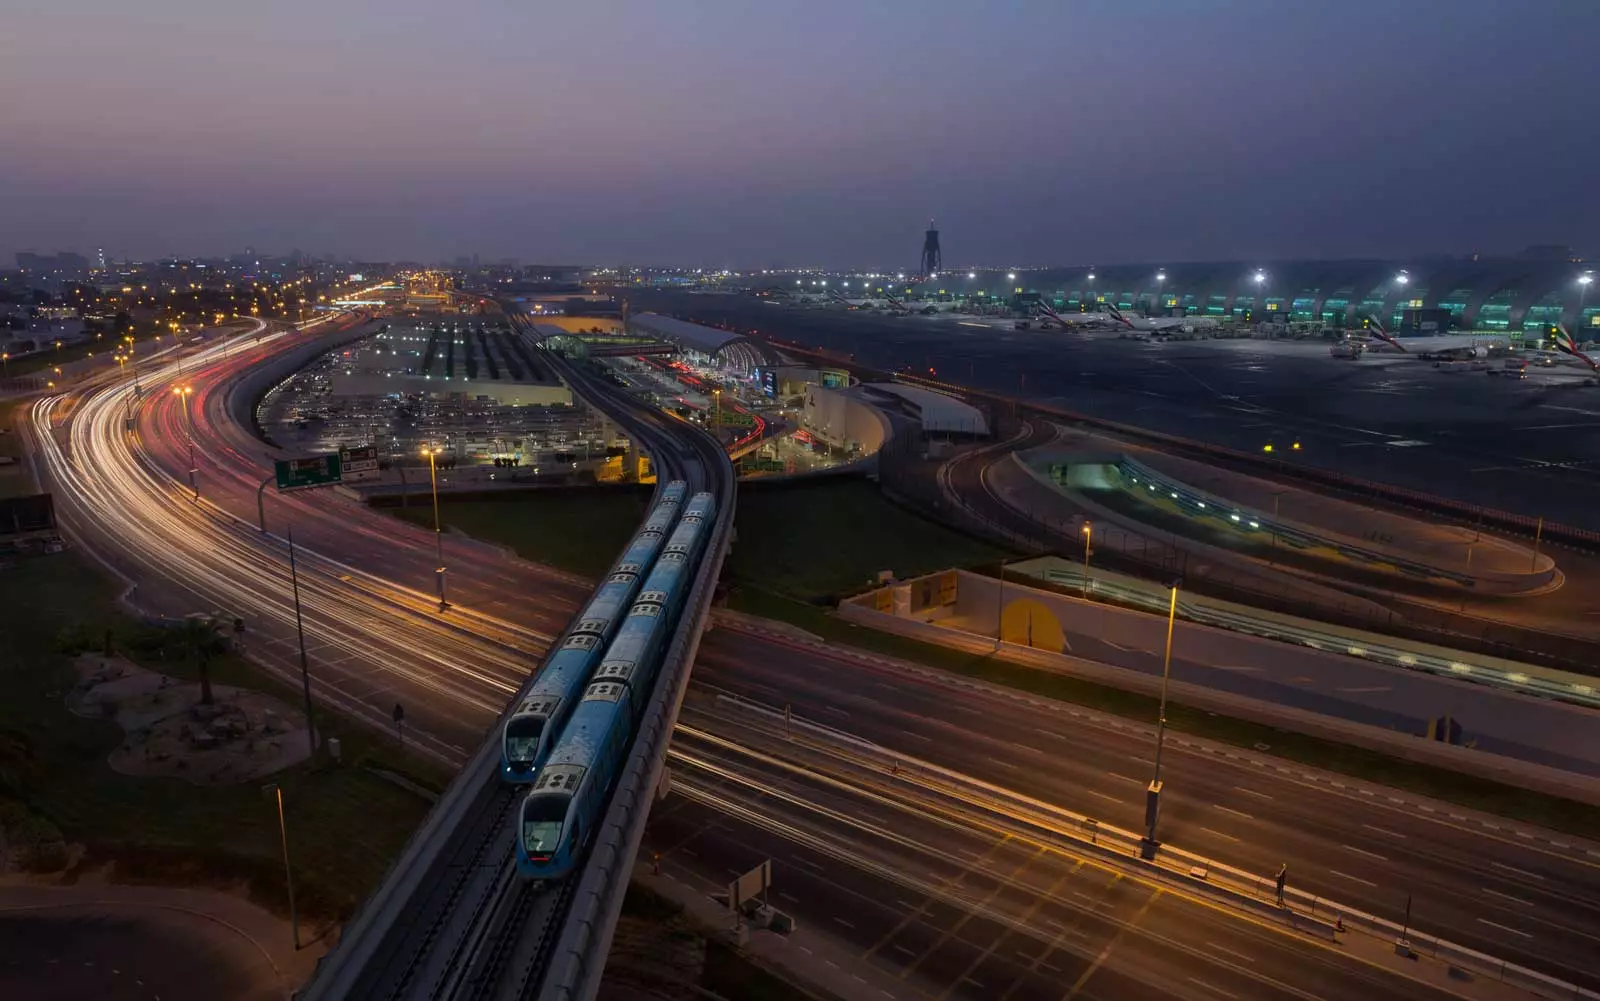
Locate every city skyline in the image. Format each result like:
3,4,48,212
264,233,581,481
3,1,1597,268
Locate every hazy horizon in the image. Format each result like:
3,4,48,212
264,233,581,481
4,0,1597,269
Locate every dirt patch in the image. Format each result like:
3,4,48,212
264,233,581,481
66,656,310,785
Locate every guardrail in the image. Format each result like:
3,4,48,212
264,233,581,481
721,694,1600,1001
1109,455,1482,588
533,349,738,1001
1027,564,1600,712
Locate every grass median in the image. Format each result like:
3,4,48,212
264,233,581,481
0,549,444,922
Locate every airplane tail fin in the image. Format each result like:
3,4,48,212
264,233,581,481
1102,303,1136,329
1367,317,1407,353
1553,324,1599,371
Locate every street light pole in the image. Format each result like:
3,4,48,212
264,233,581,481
286,526,317,759
426,448,449,610
1081,521,1093,597
1144,581,1180,854
264,783,300,949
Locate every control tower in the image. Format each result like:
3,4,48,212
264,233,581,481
919,220,942,278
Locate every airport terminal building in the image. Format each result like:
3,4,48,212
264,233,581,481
909,256,1597,335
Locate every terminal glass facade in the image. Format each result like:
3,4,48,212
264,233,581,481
1321,289,1352,324
1291,293,1318,320
1522,292,1565,332
1477,287,1518,329
1438,287,1474,320
1205,294,1227,315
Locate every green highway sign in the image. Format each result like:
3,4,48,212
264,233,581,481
275,453,343,491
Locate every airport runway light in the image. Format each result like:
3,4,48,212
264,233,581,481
1144,580,1181,852
423,447,449,610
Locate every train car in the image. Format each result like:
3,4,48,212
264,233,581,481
516,681,635,880
500,481,686,781
516,491,720,881
589,491,717,702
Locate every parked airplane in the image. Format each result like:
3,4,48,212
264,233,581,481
1361,317,1502,361
1102,304,1218,333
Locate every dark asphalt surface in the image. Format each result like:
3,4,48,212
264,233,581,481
0,912,281,1001
646,745,1472,1001
632,291,1600,531
688,628,1600,990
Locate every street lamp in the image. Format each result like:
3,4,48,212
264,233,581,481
262,782,300,949
173,385,197,499
1144,580,1181,854
1080,521,1093,596
423,446,449,610
1579,272,1594,328
1253,270,1267,285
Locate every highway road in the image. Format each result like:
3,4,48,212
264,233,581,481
645,705,1479,1001
687,627,1600,992
26,318,562,757
25,310,1600,994
630,290,1600,532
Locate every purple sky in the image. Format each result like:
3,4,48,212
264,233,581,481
3,0,1596,267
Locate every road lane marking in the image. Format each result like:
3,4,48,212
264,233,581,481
896,728,933,742
1213,805,1253,820
1205,942,1256,965
1478,918,1533,938
1342,844,1387,861
1361,824,1405,839
834,917,856,929
1107,772,1141,784
1031,727,1066,740
1233,786,1273,800
1329,869,1377,887
1491,862,1545,881
1201,827,1240,842
1086,789,1120,803
1483,888,1535,907
1187,977,1240,998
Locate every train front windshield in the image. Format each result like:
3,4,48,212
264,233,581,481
521,796,567,857
505,718,544,770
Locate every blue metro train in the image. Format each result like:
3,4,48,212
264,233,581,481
517,490,718,879
499,480,687,782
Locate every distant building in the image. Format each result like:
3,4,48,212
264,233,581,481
925,257,1600,334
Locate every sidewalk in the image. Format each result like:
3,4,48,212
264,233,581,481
0,877,326,1000
634,858,939,1001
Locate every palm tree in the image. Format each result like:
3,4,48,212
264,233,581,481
175,617,229,706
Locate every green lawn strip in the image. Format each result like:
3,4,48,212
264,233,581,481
393,486,652,579
725,588,1600,839
730,479,1009,600
0,551,442,922
0,407,35,498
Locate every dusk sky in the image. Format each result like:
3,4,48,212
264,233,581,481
3,0,1596,268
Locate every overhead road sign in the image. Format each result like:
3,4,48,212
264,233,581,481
275,454,343,492
339,444,380,483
